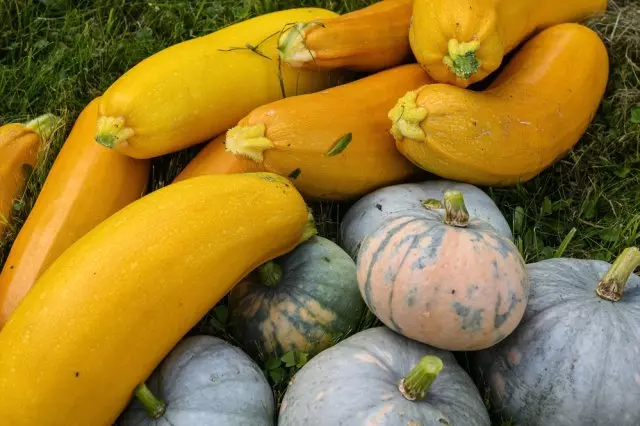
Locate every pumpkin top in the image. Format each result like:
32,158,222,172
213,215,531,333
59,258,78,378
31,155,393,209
595,247,640,302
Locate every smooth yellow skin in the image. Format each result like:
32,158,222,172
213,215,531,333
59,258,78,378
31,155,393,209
410,0,608,87
393,24,610,186
0,99,150,328
97,8,339,159
0,173,310,426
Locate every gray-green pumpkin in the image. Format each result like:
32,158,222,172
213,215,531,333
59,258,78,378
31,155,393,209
118,335,274,426
229,236,365,360
472,247,640,425
279,326,491,426
340,180,513,260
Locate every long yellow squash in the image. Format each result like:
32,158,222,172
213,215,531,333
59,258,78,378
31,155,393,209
0,173,314,426
389,24,609,186
176,64,429,200
0,114,58,236
95,8,339,159
409,0,607,87
278,0,413,72
0,99,150,328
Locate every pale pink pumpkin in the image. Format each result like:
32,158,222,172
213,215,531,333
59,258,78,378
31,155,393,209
357,190,529,351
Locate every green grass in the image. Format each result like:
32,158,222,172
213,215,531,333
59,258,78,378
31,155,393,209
1,0,639,424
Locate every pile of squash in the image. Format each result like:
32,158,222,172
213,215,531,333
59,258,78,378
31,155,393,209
1,1,638,425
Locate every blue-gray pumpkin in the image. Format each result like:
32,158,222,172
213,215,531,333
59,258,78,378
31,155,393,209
340,180,512,260
118,335,274,426
279,326,491,426
472,247,640,425
229,236,365,360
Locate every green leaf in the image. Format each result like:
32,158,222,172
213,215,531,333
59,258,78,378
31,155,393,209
582,198,597,220
615,165,631,178
541,246,555,260
269,367,285,383
540,197,553,217
213,305,228,326
264,357,282,371
513,206,525,235
325,133,352,157
296,352,309,368
631,107,640,124
287,168,301,179
281,351,296,368
599,228,621,243
554,227,577,258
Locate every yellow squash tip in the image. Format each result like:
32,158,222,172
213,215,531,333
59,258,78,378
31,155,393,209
25,113,62,140
277,22,320,67
388,91,428,142
95,116,134,149
300,208,318,244
225,124,274,163
443,39,481,80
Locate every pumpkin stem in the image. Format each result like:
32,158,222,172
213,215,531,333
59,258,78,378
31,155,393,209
258,261,283,288
595,247,640,302
442,39,481,80
388,91,428,142
25,113,62,140
95,115,135,149
134,382,166,419
277,22,322,67
443,190,469,227
225,124,274,163
399,355,443,401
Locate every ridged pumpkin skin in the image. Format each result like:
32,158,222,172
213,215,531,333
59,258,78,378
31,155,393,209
392,24,609,186
176,64,429,200
279,327,491,426
229,236,364,359
278,0,413,72
472,253,640,425
95,8,339,159
0,173,311,426
357,194,529,351
0,115,56,236
410,0,607,86
119,336,275,426
0,99,150,327
340,180,513,260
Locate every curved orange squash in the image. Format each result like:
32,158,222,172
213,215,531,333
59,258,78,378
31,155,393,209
176,64,430,200
0,114,58,237
390,24,609,186
0,99,150,327
410,0,607,87
278,0,413,72
357,190,529,351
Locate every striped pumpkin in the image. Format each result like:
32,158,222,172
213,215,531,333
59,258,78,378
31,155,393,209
229,236,364,359
357,190,529,351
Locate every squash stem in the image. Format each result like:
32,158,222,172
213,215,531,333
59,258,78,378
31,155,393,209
299,208,318,244
443,190,469,227
277,22,321,67
595,247,640,302
442,39,481,80
95,115,135,149
134,382,166,419
225,124,274,163
25,113,61,140
399,355,443,401
258,261,283,288
388,91,428,142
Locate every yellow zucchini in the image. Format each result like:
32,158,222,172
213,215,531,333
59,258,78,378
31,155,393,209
95,8,340,159
0,172,314,426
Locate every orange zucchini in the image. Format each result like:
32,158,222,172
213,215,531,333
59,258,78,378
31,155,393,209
0,173,314,426
0,99,150,327
410,0,607,87
390,24,609,186
278,0,413,72
0,114,58,236
176,64,430,200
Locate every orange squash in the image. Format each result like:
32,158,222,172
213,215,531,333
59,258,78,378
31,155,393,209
390,24,609,186
278,0,413,72
0,114,58,237
409,0,607,87
0,99,150,327
176,64,430,200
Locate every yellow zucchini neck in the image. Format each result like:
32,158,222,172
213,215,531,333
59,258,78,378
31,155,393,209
277,22,323,67
95,116,135,149
225,124,274,162
442,39,481,80
388,91,428,142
